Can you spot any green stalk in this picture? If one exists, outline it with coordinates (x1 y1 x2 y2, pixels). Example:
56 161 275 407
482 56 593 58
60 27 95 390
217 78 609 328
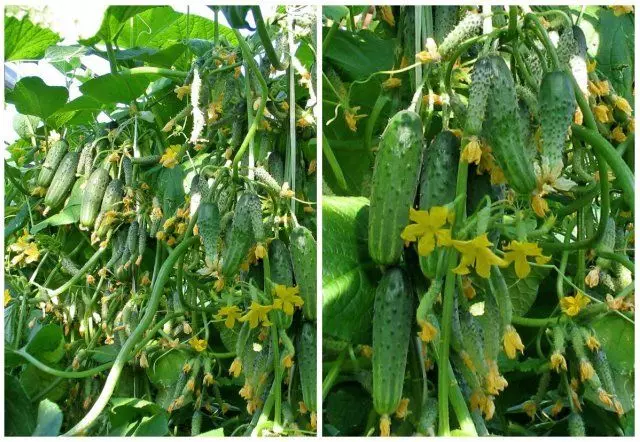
252 7 286 70
524 13 560 70
322 134 348 190
104 41 118 74
126 66 188 79
595 249 634 272
322 348 347 400
48 244 108 298
512 315 564 328
12 349 113 379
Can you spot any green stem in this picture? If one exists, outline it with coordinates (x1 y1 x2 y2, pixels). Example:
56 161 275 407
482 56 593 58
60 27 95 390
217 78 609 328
577 208 586 292
271 325 282 429
64 236 199 436
231 30 268 181
126 66 188 79
524 13 560 70
252 7 286 70
322 347 347 400
512 315 564 328
364 94 390 157
322 133 348 191
512 43 538 90
556 220 574 301
48 244 108 298
12 349 113 379
104 41 118 74
595 249 634 273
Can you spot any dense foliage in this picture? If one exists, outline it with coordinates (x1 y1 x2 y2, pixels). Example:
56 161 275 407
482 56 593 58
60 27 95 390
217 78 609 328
322 5 634 437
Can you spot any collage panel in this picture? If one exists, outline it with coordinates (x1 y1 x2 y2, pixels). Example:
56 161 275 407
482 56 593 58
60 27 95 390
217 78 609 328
321 5 635 437
4 5 317 437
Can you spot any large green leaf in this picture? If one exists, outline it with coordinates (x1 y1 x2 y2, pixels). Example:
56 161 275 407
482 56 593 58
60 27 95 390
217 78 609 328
79 6 155 45
4 15 61 61
322 196 379 344
32 400 63 436
7 77 68 119
595 9 634 102
502 265 550 316
323 28 395 81
323 6 350 23
79 72 152 104
5 374 37 436
109 398 169 436
25 323 65 363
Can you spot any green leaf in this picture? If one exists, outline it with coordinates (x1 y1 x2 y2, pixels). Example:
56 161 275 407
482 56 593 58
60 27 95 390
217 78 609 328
220 6 253 29
109 397 169 436
4 15 61 61
5 374 37 436
323 6 350 23
7 77 68 119
595 9 634 102
31 177 86 234
44 44 88 62
322 196 379 344
323 28 395 81
197 428 225 437
79 6 155 45
13 114 41 139
503 265 550 316
32 400 63 436
25 323 65 363
91 344 120 364
80 72 151 104
325 383 371 436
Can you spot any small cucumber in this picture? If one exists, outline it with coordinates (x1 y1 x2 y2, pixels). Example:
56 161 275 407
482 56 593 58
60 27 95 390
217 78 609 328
434 6 459 46
80 168 110 228
197 202 221 263
438 12 483 58
100 179 124 214
297 322 317 413
38 140 68 187
290 225 317 321
44 152 79 210
221 193 258 279
539 70 576 170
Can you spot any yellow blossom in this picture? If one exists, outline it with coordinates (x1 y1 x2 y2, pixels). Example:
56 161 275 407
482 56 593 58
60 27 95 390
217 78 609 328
207 98 223 123
31 186 47 197
272 285 304 316
531 194 550 218
382 77 402 90
380 414 391 437
593 104 612 123
470 390 495 420
282 354 294 368
461 137 482 165
503 325 524 359
400 206 452 257
239 301 273 328
175 85 191 100
166 236 176 246
586 59 596 73
523 400 536 419
214 278 225 292
627 119 634 133
586 335 600 352
550 351 567 372
611 5 633 16
574 107 583 125
189 337 208 352
360 345 373 358
502 240 551 279
485 360 508 395
417 319 438 343
585 267 600 287
579 358 595 381
462 277 476 300
160 145 181 168
229 358 242 377
395 398 410 419
310 411 317 430
203 372 215 386
344 106 367 132
450 234 508 278
234 66 241 79
255 242 267 259
4 290 11 307
560 292 590 316
379 6 395 26
9 232 40 266
216 305 242 329
239 382 253 400
614 399 624 416
460 350 476 372
598 388 614 407
613 95 633 116
551 399 563 416
299 401 308 414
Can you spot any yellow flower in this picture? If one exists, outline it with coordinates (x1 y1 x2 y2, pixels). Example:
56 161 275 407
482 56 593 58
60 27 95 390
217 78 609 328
282 354 294 368
239 301 273 328
585 267 600 287
627 119 634 133
550 351 567 372
214 278 225 292
586 335 601 352
382 77 402 90
310 411 317 430
344 106 367 132
560 292 590 316
189 337 208 352
586 59 596 73
613 95 633 116
598 388 614 407
415 39 441 65
216 305 242 329
272 285 304 316
31 186 47 197
360 345 373 358
160 145 181 168
579 358 595 381
551 399 563 416
379 414 391 437
485 360 508 395
531 194 550 218
379 6 395 26
239 382 253 400
588 80 609 97
417 319 438 343
462 277 476 300
574 107 583 125
4 290 11 307
470 390 495 420
523 400 536 419
203 372 215 386
461 137 482 165
394 398 410 419
229 358 242 377
450 234 508 278
460 350 476 371
593 104 612 123
502 240 551 279
9 231 40 266
401 206 452 257
614 399 624 416
503 325 524 359
298 401 308 414
611 5 633 16
255 243 267 260
175 85 191 100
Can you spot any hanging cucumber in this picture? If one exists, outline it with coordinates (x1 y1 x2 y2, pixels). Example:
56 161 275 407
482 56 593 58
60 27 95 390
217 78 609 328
79 168 110 229
38 140 68 187
290 225 317 321
44 152 79 211
539 70 576 170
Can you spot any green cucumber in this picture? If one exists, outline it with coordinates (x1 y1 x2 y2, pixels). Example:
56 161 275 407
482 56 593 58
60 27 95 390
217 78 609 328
100 179 124 214
297 322 317 413
123 156 133 187
267 151 285 186
595 217 616 270
290 225 317 321
197 202 221 263
438 12 483 58
539 70 576 170
368 110 423 265
38 140 68 187
465 56 494 136
483 55 537 195
80 168 110 228
434 6 459 46
126 221 139 264
372 267 413 417
44 152 79 210
269 239 294 287
77 142 93 176
221 193 258 279
568 413 585 436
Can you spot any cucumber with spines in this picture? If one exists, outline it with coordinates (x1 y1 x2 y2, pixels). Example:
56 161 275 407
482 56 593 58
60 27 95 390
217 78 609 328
539 70 576 170
38 140 68 187
44 152 79 210
80 168 110 228
290 225 317 320
438 12 483 59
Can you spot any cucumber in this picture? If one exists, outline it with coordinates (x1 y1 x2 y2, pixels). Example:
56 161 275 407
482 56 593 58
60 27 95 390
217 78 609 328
197 202 221 263
267 151 285 186
137 219 147 265
221 193 258 278
77 142 94 176
539 70 576 170
368 110 424 265
569 26 588 96
79 168 110 228
123 156 133 187
434 6 459 46
37 140 68 187
44 152 79 210
460 309 488 377
126 221 139 264
297 322 317 413
290 225 317 320
465 56 494 136
269 239 294 287
438 12 483 58
372 267 413 418
100 179 124 214
595 217 616 270
568 412 585 436
483 55 537 195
